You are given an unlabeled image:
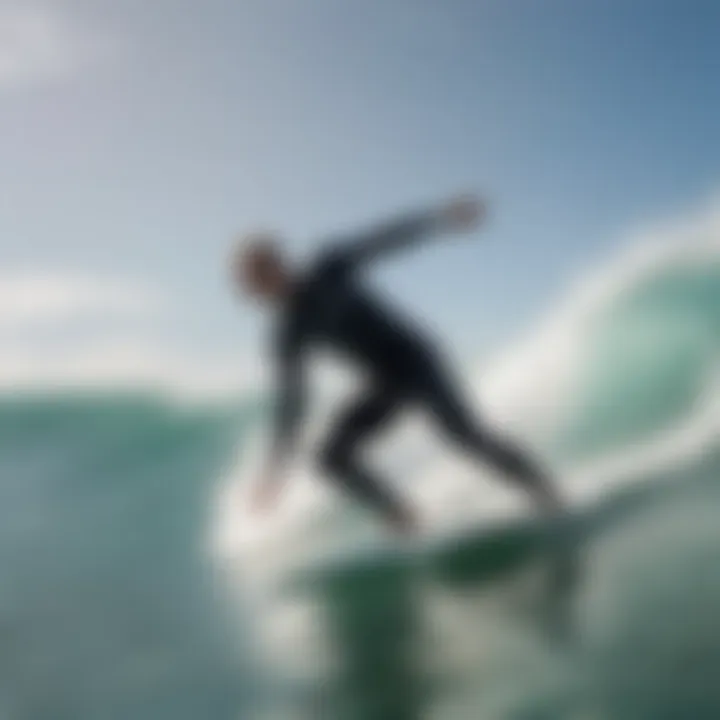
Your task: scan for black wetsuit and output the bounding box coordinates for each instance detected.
[270,211,553,522]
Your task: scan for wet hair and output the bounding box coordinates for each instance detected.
[233,231,285,293]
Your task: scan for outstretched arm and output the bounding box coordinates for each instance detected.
[331,194,485,269]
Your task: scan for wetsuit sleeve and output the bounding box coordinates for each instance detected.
[269,329,306,463]
[329,209,443,270]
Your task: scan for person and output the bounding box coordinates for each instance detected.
[233,194,563,534]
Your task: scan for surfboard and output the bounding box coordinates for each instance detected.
[285,510,581,597]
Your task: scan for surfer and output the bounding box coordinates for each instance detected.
[234,194,564,534]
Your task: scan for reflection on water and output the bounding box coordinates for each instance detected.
[287,515,588,720]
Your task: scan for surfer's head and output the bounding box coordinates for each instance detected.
[232,232,291,304]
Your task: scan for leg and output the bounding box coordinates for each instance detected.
[318,385,417,532]
[414,358,563,513]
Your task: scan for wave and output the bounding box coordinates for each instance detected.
[212,196,720,718]
[0,391,260,720]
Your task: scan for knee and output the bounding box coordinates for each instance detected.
[483,434,538,476]
[317,438,352,476]
[438,414,482,449]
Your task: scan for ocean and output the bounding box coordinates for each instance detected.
[3,212,720,719]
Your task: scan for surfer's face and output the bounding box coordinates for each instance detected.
[234,234,289,303]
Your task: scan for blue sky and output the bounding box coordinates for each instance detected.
[1,0,719,383]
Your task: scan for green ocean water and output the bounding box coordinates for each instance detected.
[0,395,257,720]
[2,258,720,720]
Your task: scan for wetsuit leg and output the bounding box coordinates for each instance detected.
[413,355,560,511]
[318,385,412,525]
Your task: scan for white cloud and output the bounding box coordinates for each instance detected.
[0,271,166,327]
[0,268,257,397]
[0,336,259,397]
[0,3,101,88]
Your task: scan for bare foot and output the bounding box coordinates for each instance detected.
[388,506,420,536]
[534,481,566,518]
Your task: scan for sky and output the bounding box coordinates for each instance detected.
[1,0,719,389]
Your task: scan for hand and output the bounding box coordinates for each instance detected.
[250,476,283,514]
[439,194,486,233]
[387,504,421,536]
